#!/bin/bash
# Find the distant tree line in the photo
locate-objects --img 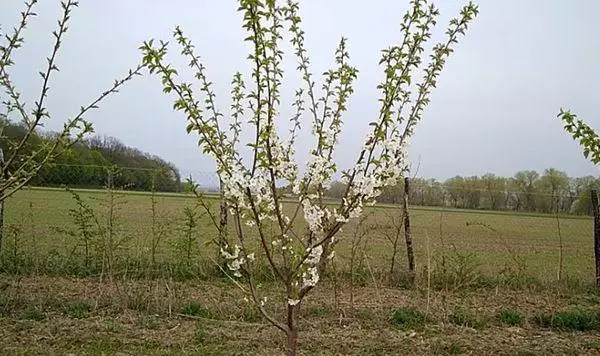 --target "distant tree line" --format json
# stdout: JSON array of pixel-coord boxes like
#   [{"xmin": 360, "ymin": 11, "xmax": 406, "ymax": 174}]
[
  {"xmin": 325, "ymin": 169, "xmax": 600, "ymax": 215},
  {"xmin": 1, "ymin": 120, "xmax": 181, "ymax": 192}
]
